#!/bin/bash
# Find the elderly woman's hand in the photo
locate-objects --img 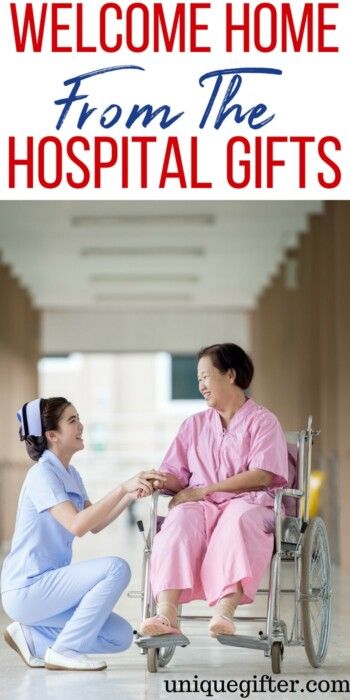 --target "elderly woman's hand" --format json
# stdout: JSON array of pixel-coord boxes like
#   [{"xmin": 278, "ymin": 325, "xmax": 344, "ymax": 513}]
[
  {"xmin": 168, "ymin": 487, "xmax": 208, "ymax": 509},
  {"xmin": 123, "ymin": 470, "xmax": 168, "ymax": 499}
]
